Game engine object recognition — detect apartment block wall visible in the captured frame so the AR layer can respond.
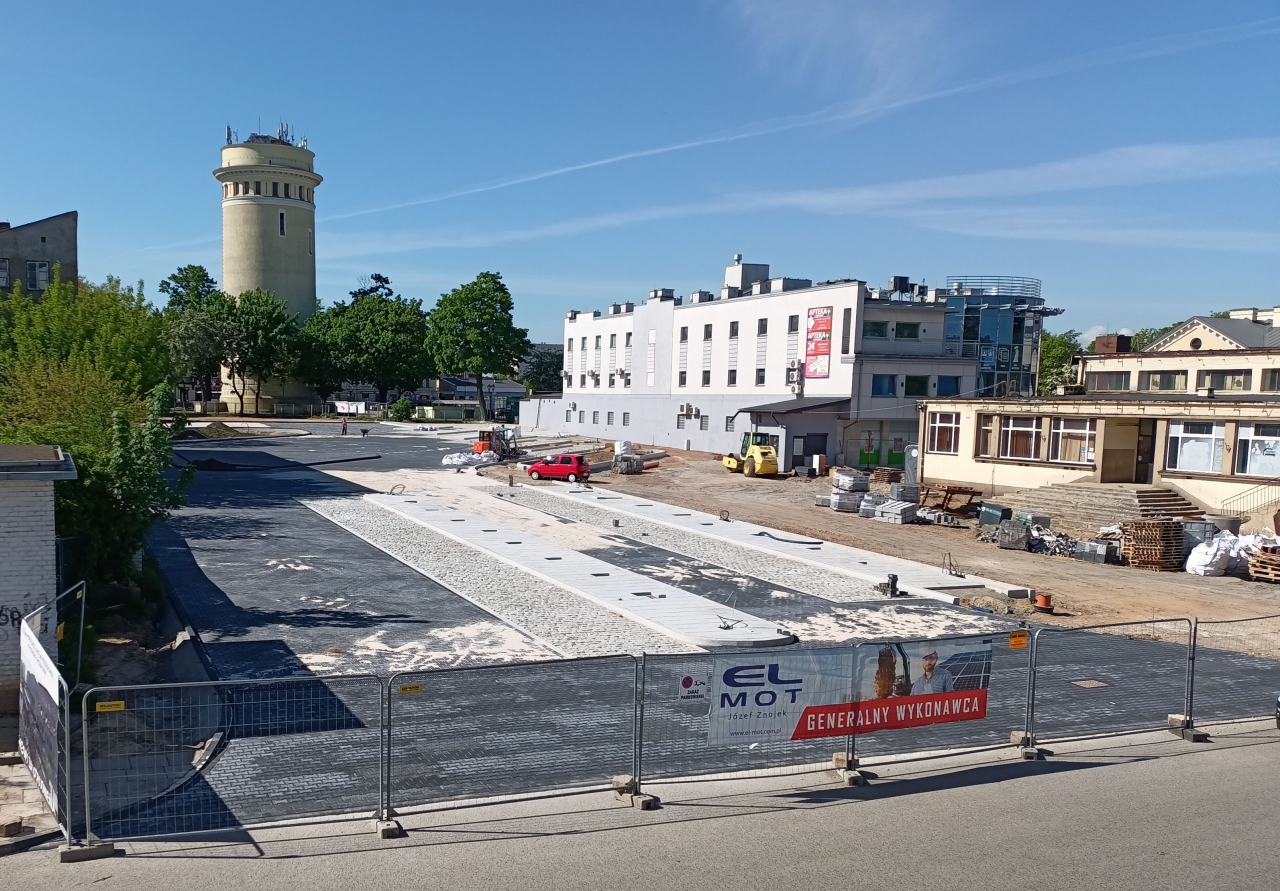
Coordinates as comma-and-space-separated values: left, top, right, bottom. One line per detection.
0, 480, 58, 712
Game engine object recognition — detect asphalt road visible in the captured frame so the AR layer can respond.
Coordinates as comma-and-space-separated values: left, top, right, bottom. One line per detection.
12, 730, 1279, 890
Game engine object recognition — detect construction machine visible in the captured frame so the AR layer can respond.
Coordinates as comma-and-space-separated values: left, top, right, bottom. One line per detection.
472, 426, 525, 461
722, 432, 779, 477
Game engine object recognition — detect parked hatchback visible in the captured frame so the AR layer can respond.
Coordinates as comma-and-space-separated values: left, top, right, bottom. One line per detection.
527, 454, 590, 482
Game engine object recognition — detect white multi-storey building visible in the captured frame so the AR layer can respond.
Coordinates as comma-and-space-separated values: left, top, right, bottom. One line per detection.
521, 256, 1031, 470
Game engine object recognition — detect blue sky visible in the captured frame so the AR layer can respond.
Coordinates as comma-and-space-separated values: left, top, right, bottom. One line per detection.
5, 1, 1278, 342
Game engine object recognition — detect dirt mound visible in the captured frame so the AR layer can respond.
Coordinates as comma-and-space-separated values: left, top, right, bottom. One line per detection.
175, 421, 266, 440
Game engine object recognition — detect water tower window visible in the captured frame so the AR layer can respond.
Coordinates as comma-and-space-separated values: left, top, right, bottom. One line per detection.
279, 211, 286, 237
284, 183, 291, 198
308, 229, 313, 255
272, 182, 279, 197
254, 181, 261, 195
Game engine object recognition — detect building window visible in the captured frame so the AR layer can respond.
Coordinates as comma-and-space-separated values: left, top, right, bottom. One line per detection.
26, 261, 50, 291
999, 416, 1042, 460
927, 412, 960, 454
272, 182, 279, 196
725, 415, 736, 432
1237, 423, 1280, 476
757, 318, 768, 336
622, 412, 630, 426
566, 410, 572, 422
871, 374, 897, 397
680, 326, 689, 343
607, 411, 615, 425
0, 259, 8, 288
894, 322, 920, 339
1137, 370, 1187, 392
581, 337, 587, 350
567, 339, 574, 352
863, 321, 888, 339
728, 369, 737, 386
788, 315, 800, 334
624, 373, 631, 387
1190, 338, 1203, 350
594, 335, 601, 349
580, 374, 586, 387
729, 321, 739, 338
937, 376, 961, 397
308, 229, 314, 255
701, 370, 710, 386
592, 411, 600, 424
579, 410, 586, 423
279, 211, 286, 236
608, 374, 615, 388
593, 374, 600, 388
904, 375, 929, 397
1049, 418, 1097, 464
755, 368, 765, 385
253, 181, 261, 194
703, 324, 713, 341
677, 415, 686, 429
1167, 421, 1225, 473
1196, 369, 1251, 392
625, 332, 632, 347
841, 307, 852, 354
976, 414, 997, 457
610, 333, 616, 348
678, 371, 687, 387
1085, 371, 1130, 391
699, 415, 709, 431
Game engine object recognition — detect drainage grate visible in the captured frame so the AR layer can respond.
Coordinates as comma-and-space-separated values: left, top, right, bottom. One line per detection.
1071, 679, 1109, 689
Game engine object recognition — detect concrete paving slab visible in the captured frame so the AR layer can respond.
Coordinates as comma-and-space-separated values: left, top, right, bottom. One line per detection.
365, 494, 794, 648
539, 485, 1032, 601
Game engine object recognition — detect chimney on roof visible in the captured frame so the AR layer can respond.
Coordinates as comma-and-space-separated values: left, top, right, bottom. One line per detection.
1093, 334, 1132, 354
0, 222, 10, 230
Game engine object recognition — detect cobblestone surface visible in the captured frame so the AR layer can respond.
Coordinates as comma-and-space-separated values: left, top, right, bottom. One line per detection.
504, 487, 884, 602
302, 497, 700, 657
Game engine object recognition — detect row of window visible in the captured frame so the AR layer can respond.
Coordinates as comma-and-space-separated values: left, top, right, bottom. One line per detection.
567, 307, 861, 356
0, 259, 50, 290
223, 180, 314, 202
567, 409, 631, 426
569, 332, 633, 351
573, 372, 632, 388
873, 374, 962, 398
1086, 369, 1280, 392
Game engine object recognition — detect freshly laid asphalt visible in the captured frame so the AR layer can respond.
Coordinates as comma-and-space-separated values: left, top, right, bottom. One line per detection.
101, 422, 1280, 841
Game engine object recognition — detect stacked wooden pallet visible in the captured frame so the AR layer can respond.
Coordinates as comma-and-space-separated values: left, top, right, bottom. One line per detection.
1247, 544, 1280, 583
870, 467, 904, 484
1119, 519, 1184, 571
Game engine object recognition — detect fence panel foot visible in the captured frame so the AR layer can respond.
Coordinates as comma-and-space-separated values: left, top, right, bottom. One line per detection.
59, 843, 116, 863
373, 820, 403, 839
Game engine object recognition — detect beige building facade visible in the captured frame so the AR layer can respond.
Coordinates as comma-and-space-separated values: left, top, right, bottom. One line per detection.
214, 129, 323, 413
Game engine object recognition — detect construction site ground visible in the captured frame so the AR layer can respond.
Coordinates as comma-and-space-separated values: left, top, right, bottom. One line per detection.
586, 448, 1280, 628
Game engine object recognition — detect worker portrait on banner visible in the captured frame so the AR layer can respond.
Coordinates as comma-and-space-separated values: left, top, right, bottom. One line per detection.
707, 640, 992, 745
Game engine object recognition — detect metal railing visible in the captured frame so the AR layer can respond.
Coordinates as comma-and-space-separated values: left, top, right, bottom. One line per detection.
37, 616, 1280, 846
1219, 478, 1280, 518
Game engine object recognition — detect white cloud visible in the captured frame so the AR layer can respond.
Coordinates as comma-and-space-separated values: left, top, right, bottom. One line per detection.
321, 139, 1280, 258
1082, 325, 1109, 342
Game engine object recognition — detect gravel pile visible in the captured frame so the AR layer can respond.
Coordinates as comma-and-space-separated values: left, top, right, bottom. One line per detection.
302, 496, 699, 657
503, 487, 883, 603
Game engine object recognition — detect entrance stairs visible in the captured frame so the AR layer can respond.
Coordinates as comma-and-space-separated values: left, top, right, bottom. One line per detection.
995, 483, 1204, 534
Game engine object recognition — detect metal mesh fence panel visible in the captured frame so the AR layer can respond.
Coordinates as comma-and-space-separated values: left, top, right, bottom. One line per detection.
81, 675, 383, 840
641, 648, 849, 781
1191, 615, 1280, 724
850, 634, 1027, 759
1030, 620, 1192, 742
387, 655, 636, 810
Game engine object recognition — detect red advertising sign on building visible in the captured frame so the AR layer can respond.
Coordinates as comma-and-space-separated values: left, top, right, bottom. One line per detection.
805, 306, 833, 379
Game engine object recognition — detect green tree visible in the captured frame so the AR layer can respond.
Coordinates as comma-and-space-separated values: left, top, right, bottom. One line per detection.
165, 290, 237, 408
426, 272, 530, 421
520, 346, 564, 393
389, 398, 415, 422
158, 265, 220, 311
1036, 328, 1082, 395
0, 269, 169, 398
235, 289, 299, 416
328, 274, 434, 403
296, 310, 344, 402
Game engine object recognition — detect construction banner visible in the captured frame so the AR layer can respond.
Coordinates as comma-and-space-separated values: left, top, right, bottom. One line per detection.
804, 306, 833, 380
707, 639, 992, 745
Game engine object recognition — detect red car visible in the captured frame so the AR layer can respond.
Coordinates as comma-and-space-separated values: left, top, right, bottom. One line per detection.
527, 454, 591, 482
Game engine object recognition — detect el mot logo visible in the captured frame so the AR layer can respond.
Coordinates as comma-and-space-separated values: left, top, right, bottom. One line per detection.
719, 664, 803, 708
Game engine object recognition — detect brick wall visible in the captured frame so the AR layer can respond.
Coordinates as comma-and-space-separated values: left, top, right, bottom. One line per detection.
0, 479, 57, 712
